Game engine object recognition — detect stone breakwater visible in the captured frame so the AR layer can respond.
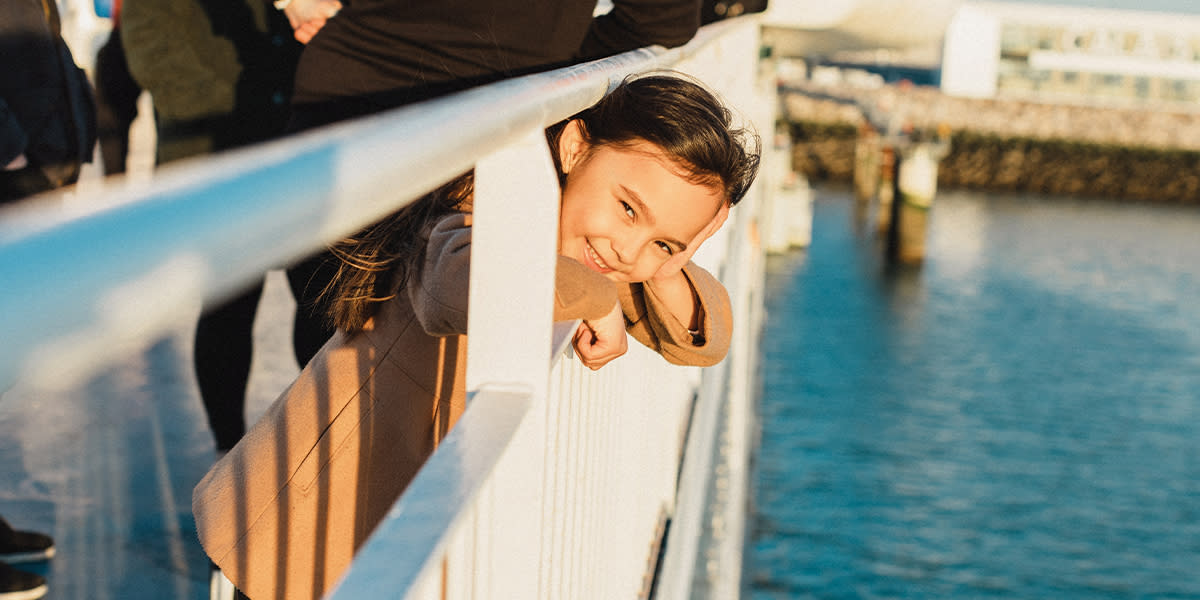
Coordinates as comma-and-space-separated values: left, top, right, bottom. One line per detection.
782, 83, 1200, 203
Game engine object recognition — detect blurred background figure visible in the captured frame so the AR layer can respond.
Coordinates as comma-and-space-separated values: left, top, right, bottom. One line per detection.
283, 0, 706, 130
92, 0, 141, 176
120, 3, 301, 597
1, 0, 97, 204
1, 0, 96, 594
120, 0, 301, 456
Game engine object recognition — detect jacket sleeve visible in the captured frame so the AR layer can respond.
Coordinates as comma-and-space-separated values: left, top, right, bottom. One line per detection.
119, 0, 237, 122
408, 213, 473, 336
617, 261, 732, 367
577, 0, 702, 61
409, 212, 619, 337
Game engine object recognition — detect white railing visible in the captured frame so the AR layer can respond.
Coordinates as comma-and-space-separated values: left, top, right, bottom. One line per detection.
0, 16, 773, 600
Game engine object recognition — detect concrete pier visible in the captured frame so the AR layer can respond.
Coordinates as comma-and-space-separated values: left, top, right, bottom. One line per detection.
782, 80, 1200, 204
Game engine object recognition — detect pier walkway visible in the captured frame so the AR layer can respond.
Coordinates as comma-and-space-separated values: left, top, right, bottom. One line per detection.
0, 275, 299, 600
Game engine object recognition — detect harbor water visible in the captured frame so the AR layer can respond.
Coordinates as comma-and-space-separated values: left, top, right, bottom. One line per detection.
747, 186, 1200, 599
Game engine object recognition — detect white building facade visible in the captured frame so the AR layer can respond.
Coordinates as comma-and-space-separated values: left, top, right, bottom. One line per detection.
942, 1, 1200, 109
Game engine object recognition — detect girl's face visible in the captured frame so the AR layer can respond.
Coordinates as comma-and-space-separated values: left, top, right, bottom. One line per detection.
557, 121, 725, 283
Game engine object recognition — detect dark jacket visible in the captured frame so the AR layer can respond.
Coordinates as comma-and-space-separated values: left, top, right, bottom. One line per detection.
290, 0, 703, 126
120, 0, 302, 163
0, 0, 96, 187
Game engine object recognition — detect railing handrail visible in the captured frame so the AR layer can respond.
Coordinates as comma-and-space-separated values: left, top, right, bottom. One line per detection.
0, 19, 744, 391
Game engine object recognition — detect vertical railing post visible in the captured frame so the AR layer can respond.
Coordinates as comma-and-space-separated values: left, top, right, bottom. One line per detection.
457, 128, 563, 599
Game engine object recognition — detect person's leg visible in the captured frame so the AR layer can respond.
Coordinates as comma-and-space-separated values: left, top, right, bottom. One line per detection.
93, 27, 141, 176
285, 252, 338, 367
193, 283, 264, 452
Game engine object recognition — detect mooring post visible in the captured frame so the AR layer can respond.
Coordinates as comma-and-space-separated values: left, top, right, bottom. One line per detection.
876, 144, 896, 237
891, 128, 950, 264
853, 121, 880, 230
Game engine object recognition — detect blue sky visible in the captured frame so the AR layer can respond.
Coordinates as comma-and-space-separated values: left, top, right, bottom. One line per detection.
996, 0, 1200, 14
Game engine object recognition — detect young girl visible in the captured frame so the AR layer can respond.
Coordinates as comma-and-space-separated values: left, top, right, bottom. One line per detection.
192, 74, 759, 600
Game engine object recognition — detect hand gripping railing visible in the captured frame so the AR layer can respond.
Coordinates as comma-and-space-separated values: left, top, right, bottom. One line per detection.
0, 16, 769, 600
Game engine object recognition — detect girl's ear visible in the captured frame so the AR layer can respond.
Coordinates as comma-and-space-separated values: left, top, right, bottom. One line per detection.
557, 119, 588, 174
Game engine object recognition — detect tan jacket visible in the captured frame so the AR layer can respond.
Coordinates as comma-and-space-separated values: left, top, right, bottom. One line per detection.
192, 212, 732, 600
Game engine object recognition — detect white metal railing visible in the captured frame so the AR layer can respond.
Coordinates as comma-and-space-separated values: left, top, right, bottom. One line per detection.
0, 16, 773, 600
328, 19, 772, 599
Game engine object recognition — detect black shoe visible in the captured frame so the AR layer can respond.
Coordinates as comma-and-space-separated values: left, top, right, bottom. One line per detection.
0, 562, 46, 600
0, 519, 54, 564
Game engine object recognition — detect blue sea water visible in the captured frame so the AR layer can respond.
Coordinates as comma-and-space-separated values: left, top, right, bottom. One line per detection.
747, 186, 1200, 599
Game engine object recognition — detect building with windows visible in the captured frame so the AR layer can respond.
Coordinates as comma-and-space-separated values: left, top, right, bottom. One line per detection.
942, 1, 1200, 109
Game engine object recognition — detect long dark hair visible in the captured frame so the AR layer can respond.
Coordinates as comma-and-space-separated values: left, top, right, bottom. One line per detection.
325, 73, 760, 333
323, 174, 473, 332
547, 73, 760, 206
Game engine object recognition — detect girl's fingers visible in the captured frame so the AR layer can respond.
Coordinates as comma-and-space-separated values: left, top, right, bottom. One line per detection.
653, 202, 731, 281
572, 305, 627, 369
705, 203, 730, 239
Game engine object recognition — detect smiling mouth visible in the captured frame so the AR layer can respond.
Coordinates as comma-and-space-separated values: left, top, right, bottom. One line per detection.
585, 242, 613, 273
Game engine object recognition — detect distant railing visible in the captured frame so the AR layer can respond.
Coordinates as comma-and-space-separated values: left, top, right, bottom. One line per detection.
0, 16, 772, 599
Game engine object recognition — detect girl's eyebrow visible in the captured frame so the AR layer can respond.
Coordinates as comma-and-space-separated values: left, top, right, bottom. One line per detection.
621, 185, 688, 251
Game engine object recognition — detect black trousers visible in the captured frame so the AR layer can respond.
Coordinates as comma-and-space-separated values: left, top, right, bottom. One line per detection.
193, 251, 337, 451
192, 95, 356, 452
93, 27, 141, 176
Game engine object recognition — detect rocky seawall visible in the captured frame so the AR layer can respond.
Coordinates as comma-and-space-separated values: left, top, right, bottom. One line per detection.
782, 83, 1200, 204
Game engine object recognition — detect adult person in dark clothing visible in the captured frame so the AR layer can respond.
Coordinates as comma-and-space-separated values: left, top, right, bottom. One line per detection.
1, 0, 96, 205
284, 0, 705, 130
1, 2, 94, 596
120, 0, 303, 454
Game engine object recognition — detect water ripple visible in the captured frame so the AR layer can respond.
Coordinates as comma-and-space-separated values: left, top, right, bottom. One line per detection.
749, 187, 1200, 599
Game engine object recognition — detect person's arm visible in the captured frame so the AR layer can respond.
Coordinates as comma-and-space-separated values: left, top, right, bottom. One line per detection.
577, 0, 702, 61
619, 261, 732, 367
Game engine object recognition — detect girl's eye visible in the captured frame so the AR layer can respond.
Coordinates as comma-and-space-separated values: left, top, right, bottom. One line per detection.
620, 201, 635, 219
656, 241, 674, 255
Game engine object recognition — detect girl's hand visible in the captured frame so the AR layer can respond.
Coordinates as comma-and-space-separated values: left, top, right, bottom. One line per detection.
650, 202, 729, 283
572, 302, 628, 370
644, 203, 728, 331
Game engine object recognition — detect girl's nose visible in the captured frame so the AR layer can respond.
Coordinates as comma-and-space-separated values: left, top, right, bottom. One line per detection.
611, 231, 647, 267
